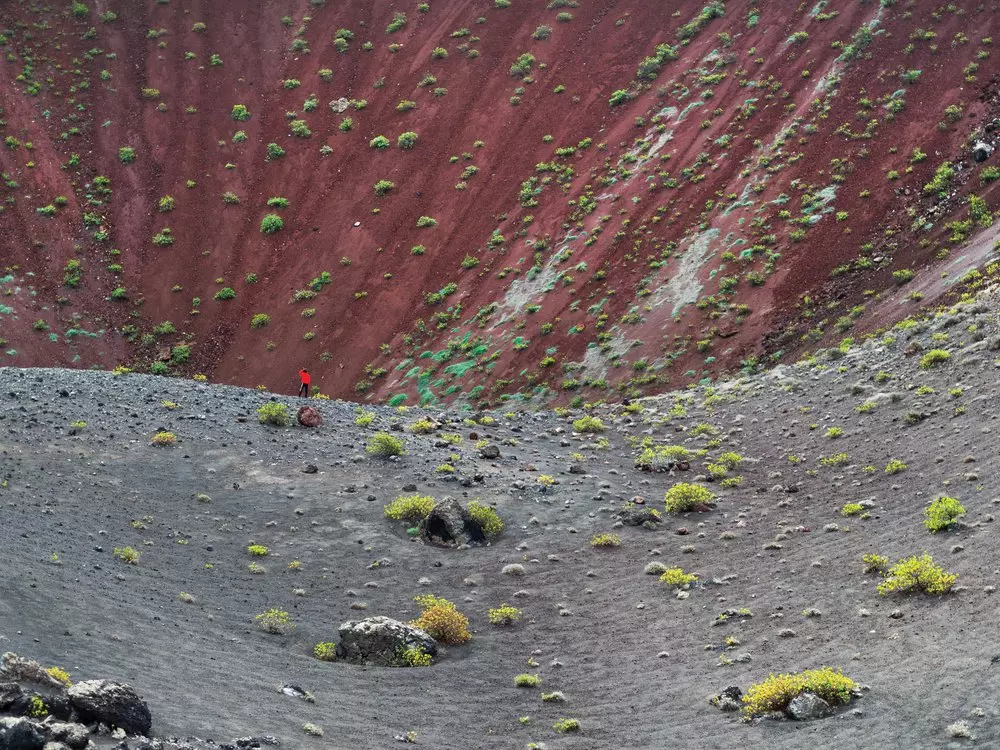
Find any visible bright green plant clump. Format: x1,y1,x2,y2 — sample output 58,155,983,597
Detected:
876,554,957,595
515,673,541,687
384,494,435,521
407,418,436,434
664,482,715,513
553,718,580,733
260,214,284,233
659,567,698,587
256,608,294,633
314,642,337,661
590,532,621,547
396,645,432,667
841,503,864,516
466,501,503,539
367,431,405,457
488,603,522,626
257,402,289,426
924,496,965,532
741,667,856,718
919,349,951,368
884,459,908,475
572,415,605,433
113,546,140,564
247,544,270,556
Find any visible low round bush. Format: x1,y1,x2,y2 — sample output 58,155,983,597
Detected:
260,214,284,233
411,594,470,645
664,482,715,513
572,415,605,433
467,501,503,539
742,667,855,718
367,431,405,457
384,494,435,521
314,642,337,661
257,402,289,426
924,495,965,532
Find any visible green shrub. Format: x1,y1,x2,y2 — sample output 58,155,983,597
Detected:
862,553,889,574
924,496,965,532
384,494,435,521
841,503,864,516
876,554,957,595
231,104,250,121
515,673,540,687
884,459,907,475
314,642,337,661
367,431,405,456
659,567,697,587
113,546,140,564
572,415,605,433
396,645,432,667
742,667,855,718
411,594,470,644
416,215,438,227
118,146,136,163
257,402,289,426
266,142,285,160
213,287,236,301
467,501,503,539
590,532,620,547
250,313,270,329
553,718,580,733
488,603,522,626
919,349,951,368
260,214,284,233
664,482,715,513
247,544,270,556
150,431,175,445
255,608,294,634
397,131,418,149
369,135,390,149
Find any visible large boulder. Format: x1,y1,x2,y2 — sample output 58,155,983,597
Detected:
419,497,473,546
67,680,151,736
44,721,90,750
336,617,438,666
296,406,323,428
0,716,45,750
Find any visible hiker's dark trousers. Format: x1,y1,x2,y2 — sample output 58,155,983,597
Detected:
299,383,309,398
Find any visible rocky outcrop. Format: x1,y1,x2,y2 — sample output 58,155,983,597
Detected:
419,497,473,546
67,680,151,736
336,616,438,666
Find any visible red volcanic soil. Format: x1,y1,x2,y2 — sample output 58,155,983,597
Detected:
1,1,999,406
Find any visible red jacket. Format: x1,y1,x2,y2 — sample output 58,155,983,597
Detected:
299,370,311,385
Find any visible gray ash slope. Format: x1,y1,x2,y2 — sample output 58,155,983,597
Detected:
3,295,1000,748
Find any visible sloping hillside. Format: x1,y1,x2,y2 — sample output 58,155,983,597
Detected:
1,0,999,407
2,287,1000,747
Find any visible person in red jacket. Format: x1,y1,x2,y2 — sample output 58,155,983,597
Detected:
298,368,311,398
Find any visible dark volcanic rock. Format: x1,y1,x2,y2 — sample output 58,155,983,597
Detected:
296,406,323,428
615,503,662,527
68,680,152,736
420,497,471,546
336,616,438,666
0,716,45,749
786,692,832,720
479,444,500,459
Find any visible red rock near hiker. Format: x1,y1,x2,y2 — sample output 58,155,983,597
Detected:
298,368,310,398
